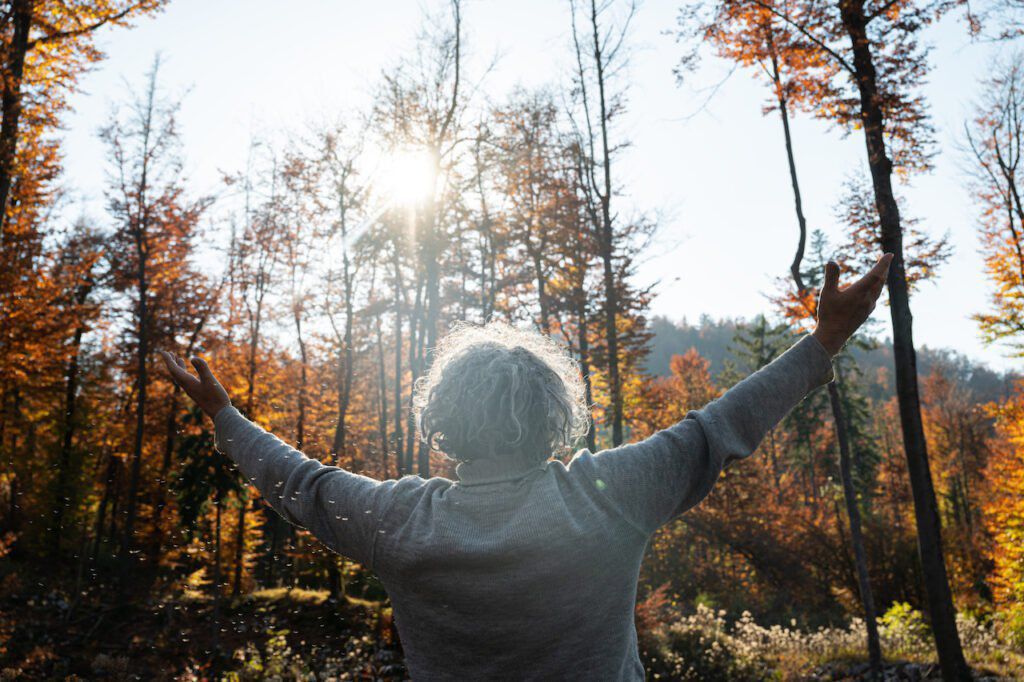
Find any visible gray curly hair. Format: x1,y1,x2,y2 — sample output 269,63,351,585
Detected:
413,321,590,464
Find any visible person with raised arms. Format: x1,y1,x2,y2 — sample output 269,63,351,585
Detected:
160,254,893,681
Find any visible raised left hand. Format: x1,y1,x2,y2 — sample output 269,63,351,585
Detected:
812,253,894,357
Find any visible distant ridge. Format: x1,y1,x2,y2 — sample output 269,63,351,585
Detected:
646,315,1017,405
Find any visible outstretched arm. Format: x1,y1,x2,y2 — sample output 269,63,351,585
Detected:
573,254,893,535
159,352,396,568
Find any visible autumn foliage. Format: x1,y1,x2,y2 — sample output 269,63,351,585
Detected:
1,0,1023,679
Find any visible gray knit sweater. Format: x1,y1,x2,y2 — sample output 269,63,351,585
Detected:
213,334,833,680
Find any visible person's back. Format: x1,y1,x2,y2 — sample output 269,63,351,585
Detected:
379,458,649,679
161,254,890,680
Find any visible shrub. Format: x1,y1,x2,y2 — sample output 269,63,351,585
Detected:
995,604,1024,652
641,605,766,681
640,602,1024,678
878,602,932,658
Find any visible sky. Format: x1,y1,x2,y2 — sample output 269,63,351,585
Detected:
58,0,1018,371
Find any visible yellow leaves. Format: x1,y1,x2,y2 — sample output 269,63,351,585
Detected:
983,383,1024,611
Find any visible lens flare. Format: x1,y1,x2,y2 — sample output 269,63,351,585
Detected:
382,147,436,206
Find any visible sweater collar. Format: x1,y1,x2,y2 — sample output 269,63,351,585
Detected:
454,456,547,486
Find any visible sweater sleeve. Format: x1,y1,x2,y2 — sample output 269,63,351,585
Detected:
570,333,834,535
213,406,397,569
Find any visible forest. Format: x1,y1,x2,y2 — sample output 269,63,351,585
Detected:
2,0,1024,679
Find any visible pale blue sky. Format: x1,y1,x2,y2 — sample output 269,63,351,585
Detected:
59,0,1016,370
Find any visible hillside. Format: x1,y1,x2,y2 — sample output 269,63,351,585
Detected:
646,315,1017,405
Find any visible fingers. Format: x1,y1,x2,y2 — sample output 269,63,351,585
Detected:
160,349,208,387
866,252,894,287
872,253,894,296
823,260,840,293
159,350,193,387
850,252,894,298
158,350,176,380
191,356,218,385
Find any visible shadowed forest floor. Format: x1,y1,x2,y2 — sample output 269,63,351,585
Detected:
0,565,404,680
1,561,1020,681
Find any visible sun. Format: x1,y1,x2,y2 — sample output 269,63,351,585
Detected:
381,147,436,206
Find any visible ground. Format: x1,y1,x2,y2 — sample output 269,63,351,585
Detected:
0,564,1018,680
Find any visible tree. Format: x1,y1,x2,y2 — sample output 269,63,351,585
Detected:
172,404,241,659
984,383,1024,648
371,0,466,476
966,53,1024,356
48,220,104,557
490,90,565,334
833,174,950,293
0,5,162,549
701,1,971,673
102,55,210,558
569,0,638,446
318,125,366,465
676,1,831,312
0,0,165,238
686,4,887,661
227,140,284,594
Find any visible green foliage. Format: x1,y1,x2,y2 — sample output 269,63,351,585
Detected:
639,603,1023,679
721,314,792,384
832,364,883,501
878,602,932,658
223,631,305,681
996,604,1024,651
173,406,241,537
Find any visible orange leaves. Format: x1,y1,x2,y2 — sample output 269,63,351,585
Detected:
965,55,1024,355
983,382,1024,613
771,279,818,329
667,348,718,407
630,347,720,442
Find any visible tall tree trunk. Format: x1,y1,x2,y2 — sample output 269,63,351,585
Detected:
211,493,223,664
121,66,159,558
151,389,181,551
839,3,968,676
93,451,117,560
765,427,783,503
122,230,149,556
0,0,32,240
406,277,424,474
770,68,808,290
106,460,122,550
393,246,406,476
51,314,87,557
590,0,623,446
769,33,882,670
415,1,461,477
829,379,882,676
376,314,390,477
296,319,308,451
421,199,439,478
575,285,597,452
282,312,308,581
533,252,550,334
474,139,497,320
331,239,354,465
234,323,261,595
232,497,254,596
